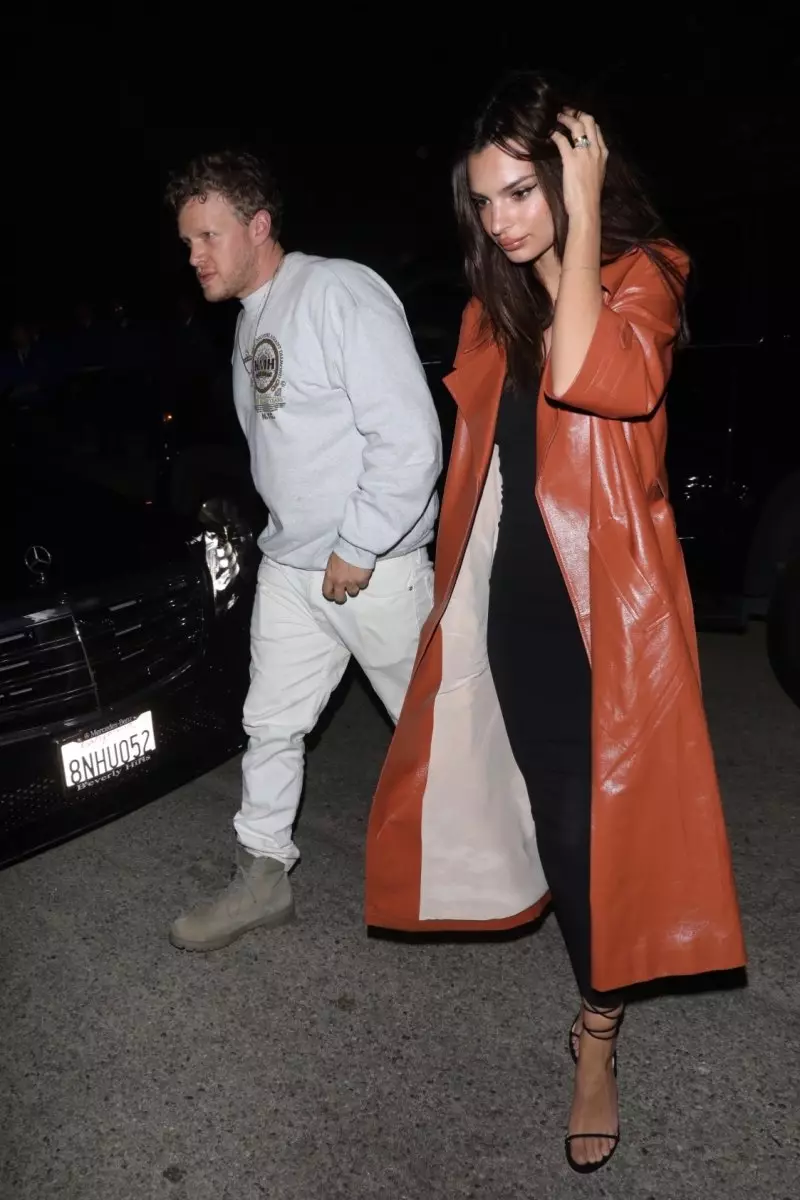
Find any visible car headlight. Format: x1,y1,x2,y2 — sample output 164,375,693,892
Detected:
192,496,255,616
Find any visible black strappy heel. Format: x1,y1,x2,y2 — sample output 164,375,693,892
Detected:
565,1001,624,1175
568,1003,620,1076
568,1011,582,1065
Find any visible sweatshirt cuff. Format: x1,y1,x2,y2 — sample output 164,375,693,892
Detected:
331,536,378,571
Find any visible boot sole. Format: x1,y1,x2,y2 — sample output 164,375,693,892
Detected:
169,901,296,952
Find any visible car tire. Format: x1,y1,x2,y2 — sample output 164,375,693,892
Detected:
766,554,800,707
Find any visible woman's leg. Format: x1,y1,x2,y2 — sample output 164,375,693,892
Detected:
486,576,613,1005
487,553,622,1167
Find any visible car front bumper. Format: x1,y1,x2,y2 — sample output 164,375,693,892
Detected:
0,616,251,870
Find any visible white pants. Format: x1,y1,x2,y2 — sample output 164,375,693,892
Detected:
234,548,434,866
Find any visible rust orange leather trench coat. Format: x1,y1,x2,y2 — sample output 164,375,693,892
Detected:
365,246,746,992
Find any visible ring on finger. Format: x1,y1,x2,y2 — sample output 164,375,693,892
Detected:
574,134,591,149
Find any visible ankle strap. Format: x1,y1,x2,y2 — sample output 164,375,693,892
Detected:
581,1000,624,1041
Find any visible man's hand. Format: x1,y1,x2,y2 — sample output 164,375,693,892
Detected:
322,552,373,604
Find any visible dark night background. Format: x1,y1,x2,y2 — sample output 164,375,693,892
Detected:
2,15,797,342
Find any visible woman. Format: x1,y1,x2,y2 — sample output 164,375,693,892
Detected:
365,71,746,1173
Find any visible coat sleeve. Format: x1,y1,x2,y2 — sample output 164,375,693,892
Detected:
542,248,689,420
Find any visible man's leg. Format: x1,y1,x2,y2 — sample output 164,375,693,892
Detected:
169,558,350,951
235,559,351,861
315,548,434,722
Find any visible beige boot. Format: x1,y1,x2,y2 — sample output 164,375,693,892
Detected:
169,847,295,951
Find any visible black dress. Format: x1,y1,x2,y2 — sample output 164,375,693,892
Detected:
486,374,616,1005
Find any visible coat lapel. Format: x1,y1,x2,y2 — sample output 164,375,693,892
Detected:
410,339,504,665
443,336,506,462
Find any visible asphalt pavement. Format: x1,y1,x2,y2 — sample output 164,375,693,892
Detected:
1,625,798,1200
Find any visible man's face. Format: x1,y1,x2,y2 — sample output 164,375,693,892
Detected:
178,191,265,302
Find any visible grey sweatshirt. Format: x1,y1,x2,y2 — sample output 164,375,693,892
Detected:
231,251,442,571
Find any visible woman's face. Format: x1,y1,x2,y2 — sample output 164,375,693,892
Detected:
467,142,555,265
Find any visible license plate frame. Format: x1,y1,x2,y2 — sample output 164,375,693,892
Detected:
58,710,157,793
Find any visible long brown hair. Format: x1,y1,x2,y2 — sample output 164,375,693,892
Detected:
452,70,689,383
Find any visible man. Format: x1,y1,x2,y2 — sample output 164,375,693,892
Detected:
165,150,442,952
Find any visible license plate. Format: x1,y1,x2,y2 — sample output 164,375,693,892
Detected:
60,711,156,791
